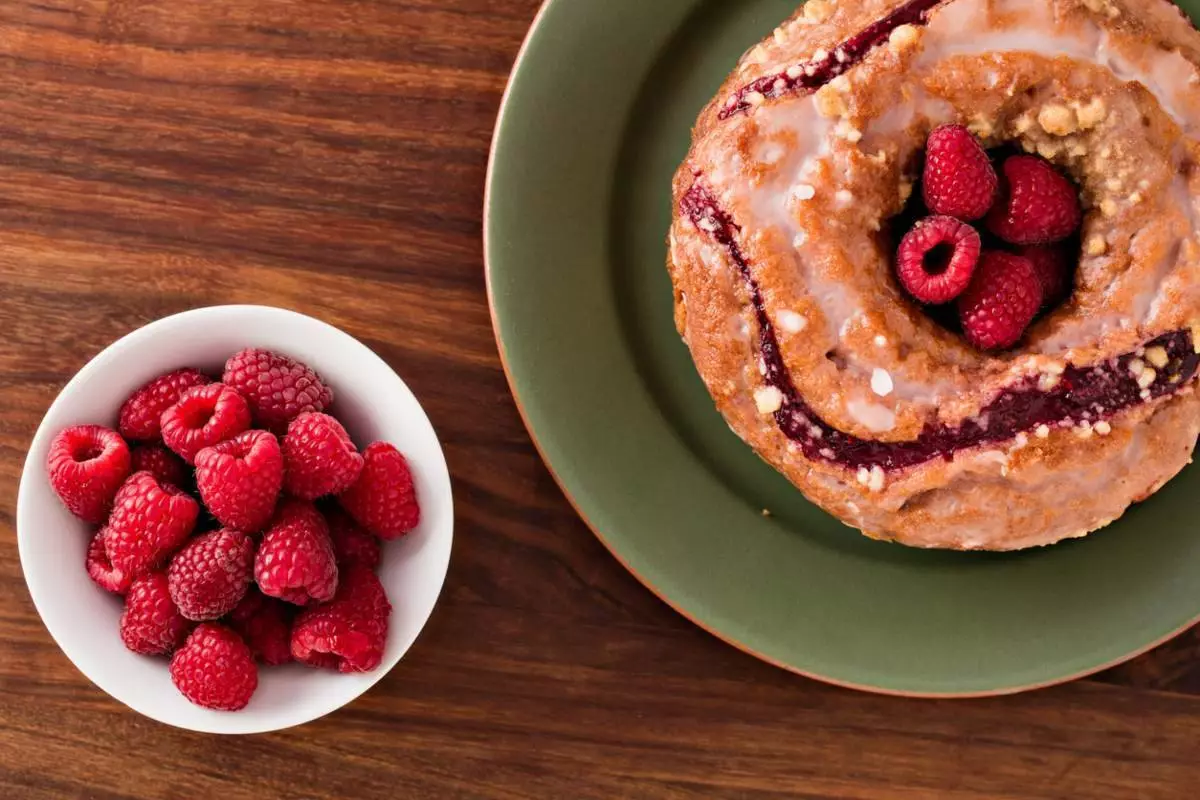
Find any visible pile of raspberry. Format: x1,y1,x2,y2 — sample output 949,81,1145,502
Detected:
45,348,420,712
894,124,1083,350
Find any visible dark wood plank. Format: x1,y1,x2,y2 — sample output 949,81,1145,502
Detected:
2,1,1199,797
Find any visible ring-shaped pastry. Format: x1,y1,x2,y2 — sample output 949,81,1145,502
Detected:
668,0,1200,549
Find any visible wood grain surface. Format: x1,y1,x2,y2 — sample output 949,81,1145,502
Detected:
3,1,1200,797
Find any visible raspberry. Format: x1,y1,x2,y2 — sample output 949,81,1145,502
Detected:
169,623,258,711
1017,244,1074,310
291,565,391,673
86,528,130,594
324,505,381,569
222,348,333,432
161,383,252,465
118,369,210,441
130,443,189,489
120,571,191,655
167,528,256,621
227,588,294,666
46,425,131,524
986,155,1082,245
922,124,998,221
957,251,1043,351
894,216,981,305
339,442,420,539
254,500,338,605
282,413,364,499
194,430,283,533
106,471,199,581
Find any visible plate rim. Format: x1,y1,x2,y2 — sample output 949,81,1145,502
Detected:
483,0,1200,698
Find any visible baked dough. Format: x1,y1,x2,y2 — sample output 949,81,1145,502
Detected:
667,0,1200,549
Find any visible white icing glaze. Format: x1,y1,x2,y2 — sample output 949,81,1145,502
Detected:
871,367,894,397
695,0,1200,425
923,0,1200,133
847,397,897,432
777,309,808,333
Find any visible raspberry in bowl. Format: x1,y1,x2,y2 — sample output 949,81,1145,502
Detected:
16,305,453,734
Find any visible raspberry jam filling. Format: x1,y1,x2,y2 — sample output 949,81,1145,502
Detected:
681,181,1199,471
719,0,944,119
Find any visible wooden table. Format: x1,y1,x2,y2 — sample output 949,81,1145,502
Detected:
3,1,1200,797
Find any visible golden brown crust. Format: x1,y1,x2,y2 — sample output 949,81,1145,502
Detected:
667,0,1200,549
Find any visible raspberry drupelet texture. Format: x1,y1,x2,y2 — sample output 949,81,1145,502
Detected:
86,528,130,594
120,571,192,655
894,215,981,305
195,430,283,533
987,155,1082,245
1017,244,1074,311
958,251,1043,350
161,383,252,465
170,623,258,711
46,424,131,524
922,124,998,221
338,442,421,540
130,442,190,489
168,528,256,621
227,587,295,666
324,504,382,570
222,348,333,433
282,412,364,500
105,471,199,582
119,368,211,442
254,499,339,606
291,565,391,673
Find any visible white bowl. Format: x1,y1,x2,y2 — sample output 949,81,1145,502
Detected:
16,305,453,734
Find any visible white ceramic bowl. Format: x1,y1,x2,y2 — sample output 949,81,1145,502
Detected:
16,305,453,734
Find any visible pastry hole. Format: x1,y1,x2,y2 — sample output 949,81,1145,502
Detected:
899,487,943,513
825,349,848,369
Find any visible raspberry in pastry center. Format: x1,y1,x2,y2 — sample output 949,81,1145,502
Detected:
681,181,1200,471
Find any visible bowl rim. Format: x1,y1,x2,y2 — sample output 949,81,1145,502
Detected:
16,304,454,733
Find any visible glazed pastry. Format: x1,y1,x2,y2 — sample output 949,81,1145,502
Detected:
667,0,1200,549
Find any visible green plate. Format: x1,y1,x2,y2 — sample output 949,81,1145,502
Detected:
485,0,1200,695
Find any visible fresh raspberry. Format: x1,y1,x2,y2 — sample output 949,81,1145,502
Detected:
169,623,258,711
282,413,364,500
324,505,381,569
922,124,998,221
194,430,283,533
167,528,256,621
46,425,131,524
958,251,1043,351
227,588,294,666
254,500,338,605
130,443,189,489
106,471,199,580
291,565,391,673
86,528,131,594
894,216,981,305
1017,244,1074,310
120,571,191,655
160,383,252,465
986,155,1082,245
118,369,211,441
222,348,333,432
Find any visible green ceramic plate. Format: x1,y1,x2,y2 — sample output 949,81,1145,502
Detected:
485,0,1200,695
